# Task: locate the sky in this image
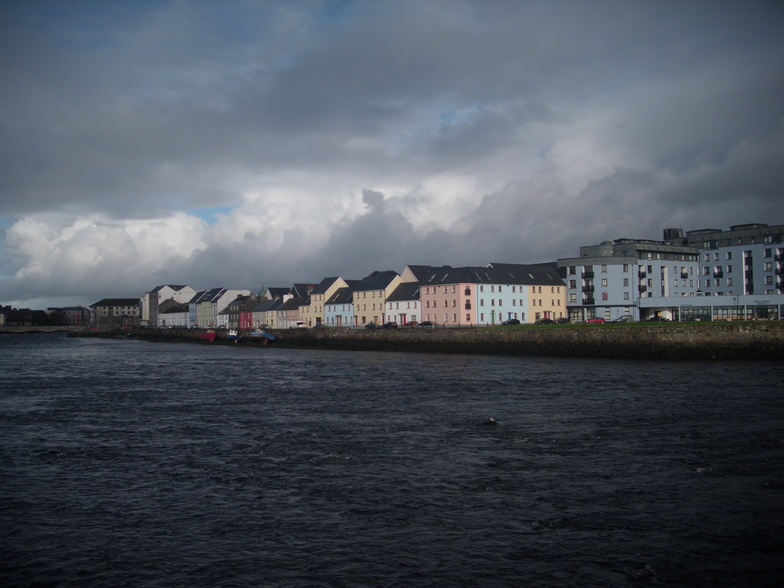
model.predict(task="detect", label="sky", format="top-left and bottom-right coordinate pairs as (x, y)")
top-left (1, 0), bottom-right (783, 309)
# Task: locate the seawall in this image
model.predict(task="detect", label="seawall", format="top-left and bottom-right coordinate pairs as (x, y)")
top-left (72, 322), bottom-right (784, 360)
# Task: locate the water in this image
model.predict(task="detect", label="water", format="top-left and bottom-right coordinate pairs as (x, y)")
top-left (1, 333), bottom-right (783, 587)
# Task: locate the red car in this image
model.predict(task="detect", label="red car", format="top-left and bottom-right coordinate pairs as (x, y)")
top-left (585, 318), bottom-right (605, 323)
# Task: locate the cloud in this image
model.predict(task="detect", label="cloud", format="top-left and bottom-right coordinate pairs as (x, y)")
top-left (1, 1), bottom-right (783, 308)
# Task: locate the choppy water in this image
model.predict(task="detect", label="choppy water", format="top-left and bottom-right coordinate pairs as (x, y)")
top-left (1, 332), bottom-right (783, 587)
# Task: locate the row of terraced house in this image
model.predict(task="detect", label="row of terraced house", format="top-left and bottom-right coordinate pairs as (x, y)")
top-left (86, 223), bottom-right (784, 329)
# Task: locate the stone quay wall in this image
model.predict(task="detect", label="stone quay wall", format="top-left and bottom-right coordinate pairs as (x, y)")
top-left (78, 322), bottom-right (784, 360)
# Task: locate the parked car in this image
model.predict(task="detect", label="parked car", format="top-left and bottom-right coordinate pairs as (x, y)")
top-left (535, 318), bottom-right (554, 325)
top-left (419, 321), bottom-right (434, 327)
top-left (557, 317), bottom-right (570, 324)
top-left (381, 322), bottom-right (398, 329)
top-left (290, 321), bottom-right (307, 329)
top-left (501, 318), bottom-right (521, 326)
top-left (365, 322), bottom-right (379, 329)
top-left (647, 316), bottom-right (671, 322)
top-left (585, 318), bottom-right (605, 323)
top-left (402, 321), bottom-right (419, 327)
top-left (610, 315), bottom-right (635, 323)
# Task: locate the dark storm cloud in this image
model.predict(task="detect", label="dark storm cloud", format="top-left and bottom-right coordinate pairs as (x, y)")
top-left (1, 1), bottom-right (783, 307)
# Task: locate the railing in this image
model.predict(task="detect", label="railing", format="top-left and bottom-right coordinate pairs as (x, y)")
top-left (582, 285), bottom-right (594, 293)
top-left (582, 271), bottom-right (594, 279)
top-left (638, 271), bottom-right (647, 278)
top-left (681, 272), bottom-right (689, 279)
top-left (713, 270), bottom-right (723, 278)
top-left (583, 297), bottom-right (595, 305)
top-left (464, 302), bottom-right (472, 310)
top-left (638, 285), bottom-right (647, 293)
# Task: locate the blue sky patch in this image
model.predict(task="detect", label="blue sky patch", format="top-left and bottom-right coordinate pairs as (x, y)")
top-left (188, 206), bottom-right (234, 225)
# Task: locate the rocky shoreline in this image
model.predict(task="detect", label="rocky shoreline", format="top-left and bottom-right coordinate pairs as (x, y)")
top-left (67, 321), bottom-right (784, 360)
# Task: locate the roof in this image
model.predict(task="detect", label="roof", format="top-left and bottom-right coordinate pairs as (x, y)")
top-left (278, 298), bottom-right (303, 311)
top-left (418, 264), bottom-right (565, 286)
top-left (311, 277), bottom-right (343, 295)
top-left (386, 282), bottom-right (420, 302)
top-left (353, 270), bottom-right (399, 292)
top-left (90, 298), bottom-right (139, 308)
top-left (161, 303), bottom-right (189, 314)
top-left (326, 287), bottom-right (355, 305)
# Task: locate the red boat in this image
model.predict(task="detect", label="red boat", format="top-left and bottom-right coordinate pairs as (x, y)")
top-left (198, 329), bottom-right (217, 342)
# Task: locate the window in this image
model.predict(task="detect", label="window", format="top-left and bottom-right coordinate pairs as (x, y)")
top-left (532, 299), bottom-right (536, 306)
top-left (623, 264), bottom-right (629, 272)
top-left (480, 285), bottom-right (484, 292)
top-left (765, 276), bottom-right (773, 285)
top-left (480, 299), bottom-right (484, 306)
top-left (714, 252), bottom-right (719, 261)
top-left (570, 280), bottom-right (576, 288)
top-left (601, 292), bottom-right (608, 300)
top-left (601, 278), bottom-right (608, 287)
top-left (569, 266), bottom-right (576, 275)
top-left (623, 278), bottom-right (629, 287)
top-left (727, 265), bottom-right (733, 273)
top-left (726, 251), bottom-right (732, 260)
top-left (491, 299), bottom-right (495, 306)
top-left (569, 293), bottom-right (577, 302)
top-left (601, 265), bottom-right (608, 272)
top-left (764, 262), bottom-right (773, 271)
top-left (727, 278), bottom-right (733, 286)
top-left (624, 292), bottom-right (630, 300)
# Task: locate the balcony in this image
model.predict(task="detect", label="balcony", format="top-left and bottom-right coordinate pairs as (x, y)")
top-left (464, 288), bottom-right (472, 296)
top-left (583, 297), bottom-right (595, 305)
top-left (638, 270), bottom-right (647, 279)
top-left (582, 285), bottom-right (595, 293)
top-left (680, 272), bottom-right (689, 279)
top-left (582, 270), bottom-right (594, 279)
top-left (713, 270), bottom-right (723, 278)
top-left (638, 285), bottom-right (647, 293)
top-left (777, 266), bottom-right (784, 275)
top-left (464, 302), bottom-right (472, 310)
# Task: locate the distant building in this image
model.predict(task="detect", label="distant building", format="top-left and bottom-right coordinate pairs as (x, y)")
top-left (90, 298), bottom-right (140, 329)
top-left (140, 285), bottom-right (197, 327)
top-left (665, 223), bottom-right (784, 297)
top-left (415, 263), bottom-right (566, 326)
top-left (557, 237), bottom-right (701, 322)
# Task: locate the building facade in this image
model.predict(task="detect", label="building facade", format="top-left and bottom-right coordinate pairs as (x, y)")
top-left (665, 223), bottom-right (784, 297)
top-left (557, 238), bottom-right (701, 322)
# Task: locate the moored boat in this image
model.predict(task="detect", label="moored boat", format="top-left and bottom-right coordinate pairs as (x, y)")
top-left (227, 329), bottom-right (241, 342)
top-left (198, 329), bottom-right (217, 342)
top-left (250, 329), bottom-right (276, 342)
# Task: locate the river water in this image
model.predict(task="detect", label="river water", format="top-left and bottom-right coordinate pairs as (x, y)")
top-left (1, 332), bottom-right (783, 587)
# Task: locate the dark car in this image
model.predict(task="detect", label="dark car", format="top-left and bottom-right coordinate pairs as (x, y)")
top-left (381, 322), bottom-right (398, 329)
top-left (535, 318), bottom-right (554, 325)
top-left (365, 322), bottom-right (378, 329)
top-left (647, 316), bottom-right (670, 322)
top-left (501, 318), bottom-right (520, 326)
top-left (557, 317), bottom-right (569, 324)
top-left (419, 321), bottom-right (434, 327)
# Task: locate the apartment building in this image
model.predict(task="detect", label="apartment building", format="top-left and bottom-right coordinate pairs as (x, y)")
top-left (557, 237), bottom-right (701, 322)
top-left (665, 223), bottom-right (784, 296)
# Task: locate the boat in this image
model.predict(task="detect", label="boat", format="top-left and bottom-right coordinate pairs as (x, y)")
top-left (226, 329), bottom-right (241, 342)
top-left (198, 329), bottom-right (217, 342)
top-left (250, 329), bottom-right (276, 342)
